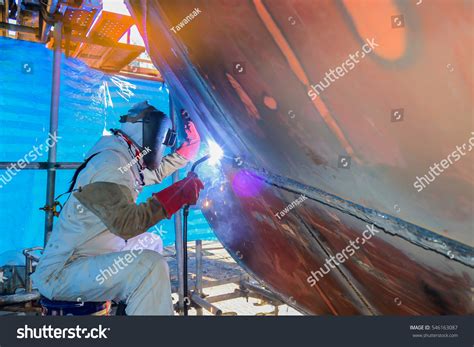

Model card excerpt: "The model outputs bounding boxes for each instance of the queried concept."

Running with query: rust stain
[253,0,359,160]
[263,95,278,110]
[253,0,309,85]
[225,72,261,120]
[342,0,406,61]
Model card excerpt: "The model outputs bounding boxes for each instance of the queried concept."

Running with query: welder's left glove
[176,109,200,160]
[152,172,204,218]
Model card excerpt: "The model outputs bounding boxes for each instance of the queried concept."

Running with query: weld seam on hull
[243,164,474,267]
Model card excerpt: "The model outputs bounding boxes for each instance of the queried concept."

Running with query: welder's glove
[152,172,204,218]
[176,109,200,160]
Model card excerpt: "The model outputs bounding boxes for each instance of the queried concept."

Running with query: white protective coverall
[32,133,188,315]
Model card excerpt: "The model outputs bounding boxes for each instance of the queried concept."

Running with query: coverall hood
[119,101,150,146]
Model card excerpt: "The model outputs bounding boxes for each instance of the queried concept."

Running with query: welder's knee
[135,249,169,279]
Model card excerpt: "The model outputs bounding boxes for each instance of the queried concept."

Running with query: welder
[32,101,203,315]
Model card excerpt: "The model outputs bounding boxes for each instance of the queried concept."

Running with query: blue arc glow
[207,140,224,166]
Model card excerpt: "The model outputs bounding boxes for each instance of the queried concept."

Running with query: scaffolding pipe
[182,205,189,315]
[195,240,203,315]
[0,162,81,170]
[190,292,222,316]
[195,240,203,293]
[170,94,185,314]
[39,0,60,42]
[0,22,37,34]
[45,0,60,15]
[23,247,42,293]
[43,21,62,245]
[0,290,41,306]
[2,0,9,37]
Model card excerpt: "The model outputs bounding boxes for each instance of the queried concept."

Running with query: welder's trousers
[36,237,173,315]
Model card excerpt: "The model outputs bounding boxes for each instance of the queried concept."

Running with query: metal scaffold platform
[0,0,162,80]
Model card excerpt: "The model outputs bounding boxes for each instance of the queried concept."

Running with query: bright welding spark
[208,140,224,166]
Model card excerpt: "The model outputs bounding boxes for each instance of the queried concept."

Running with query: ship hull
[126,0,473,314]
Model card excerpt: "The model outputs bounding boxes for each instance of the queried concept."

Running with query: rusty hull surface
[126,0,474,314]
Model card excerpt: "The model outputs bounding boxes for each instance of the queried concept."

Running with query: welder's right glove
[153,172,204,218]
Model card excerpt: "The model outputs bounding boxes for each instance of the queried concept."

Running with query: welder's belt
[74,182,166,240]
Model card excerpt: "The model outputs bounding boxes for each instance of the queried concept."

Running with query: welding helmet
[120,101,177,170]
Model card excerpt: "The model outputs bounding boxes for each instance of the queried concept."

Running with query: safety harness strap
[67,152,102,193]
